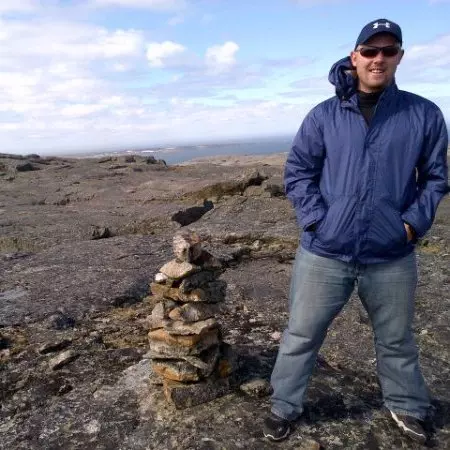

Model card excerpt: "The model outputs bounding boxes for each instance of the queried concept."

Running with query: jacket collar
[328,56,399,107]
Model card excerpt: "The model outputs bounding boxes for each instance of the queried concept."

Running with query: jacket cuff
[401,211,428,239]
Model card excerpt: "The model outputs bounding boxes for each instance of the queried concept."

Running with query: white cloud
[61,104,108,117]
[93,0,186,11]
[205,41,239,73]
[168,15,184,26]
[0,20,144,63]
[146,41,186,67]
[0,0,38,14]
[405,34,450,67]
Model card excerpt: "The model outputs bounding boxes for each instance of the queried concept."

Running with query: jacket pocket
[313,196,356,254]
[365,200,407,256]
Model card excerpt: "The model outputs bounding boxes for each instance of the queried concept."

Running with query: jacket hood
[328,56,357,100]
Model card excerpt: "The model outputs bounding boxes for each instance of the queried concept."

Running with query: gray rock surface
[0,152,449,449]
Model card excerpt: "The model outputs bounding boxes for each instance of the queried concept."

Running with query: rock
[239,378,272,397]
[149,328,209,347]
[154,272,169,283]
[179,280,226,304]
[38,339,72,354]
[45,312,76,330]
[270,331,282,341]
[48,350,79,370]
[159,260,200,280]
[193,250,223,271]
[163,317,219,336]
[172,231,202,262]
[296,439,322,450]
[163,375,238,409]
[149,329,220,358]
[183,345,221,377]
[152,360,200,382]
[178,288,207,303]
[0,333,10,350]
[91,226,111,240]
[150,282,180,301]
[150,300,178,321]
[244,185,265,197]
[16,162,38,172]
[179,271,218,293]
[168,303,219,322]
[148,317,172,331]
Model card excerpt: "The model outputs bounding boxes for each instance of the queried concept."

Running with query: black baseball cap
[355,19,402,49]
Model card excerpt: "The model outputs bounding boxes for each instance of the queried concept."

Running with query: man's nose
[373,50,386,62]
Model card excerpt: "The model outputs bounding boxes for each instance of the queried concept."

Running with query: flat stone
[38,339,72,355]
[239,378,272,398]
[148,300,178,330]
[163,375,239,409]
[149,329,220,358]
[159,260,200,280]
[179,271,218,294]
[148,317,172,331]
[151,300,177,321]
[173,231,202,263]
[163,318,219,336]
[183,345,220,378]
[178,281,226,304]
[178,288,207,303]
[152,360,200,382]
[168,303,219,322]
[150,282,180,301]
[193,250,223,270]
[149,328,206,347]
[48,350,78,370]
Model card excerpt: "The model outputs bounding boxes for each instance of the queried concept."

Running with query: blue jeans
[271,247,430,421]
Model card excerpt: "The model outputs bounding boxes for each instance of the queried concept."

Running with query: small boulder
[240,378,272,398]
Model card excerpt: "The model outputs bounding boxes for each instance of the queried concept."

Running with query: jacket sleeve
[284,110,327,230]
[401,107,450,238]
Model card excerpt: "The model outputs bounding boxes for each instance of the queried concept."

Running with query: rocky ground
[0,152,449,450]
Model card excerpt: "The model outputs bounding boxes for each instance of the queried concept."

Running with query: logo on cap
[373,21,390,29]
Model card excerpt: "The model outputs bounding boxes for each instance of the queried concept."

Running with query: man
[263,19,449,444]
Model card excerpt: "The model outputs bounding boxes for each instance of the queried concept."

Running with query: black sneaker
[263,413,291,441]
[390,410,427,444]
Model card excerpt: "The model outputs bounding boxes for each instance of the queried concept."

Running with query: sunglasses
[357,45,401,58]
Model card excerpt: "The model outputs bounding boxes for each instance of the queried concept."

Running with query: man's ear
[350,51,357,67]
[398,49,405,64]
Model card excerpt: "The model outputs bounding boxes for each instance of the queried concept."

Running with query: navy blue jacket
[285,57,449,264]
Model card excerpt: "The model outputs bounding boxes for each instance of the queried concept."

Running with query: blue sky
[1,0,450,155]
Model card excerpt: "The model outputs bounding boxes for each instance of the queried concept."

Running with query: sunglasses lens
[382,47,399,57]
[359,46,399,58]
[360,48,379,58]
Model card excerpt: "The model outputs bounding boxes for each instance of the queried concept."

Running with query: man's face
[350,33,404,93]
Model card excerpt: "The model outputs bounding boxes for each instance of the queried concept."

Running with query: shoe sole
[263,426,291,442]
[390,411,427,444]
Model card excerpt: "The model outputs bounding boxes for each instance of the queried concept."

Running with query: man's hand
[404,223,416,242]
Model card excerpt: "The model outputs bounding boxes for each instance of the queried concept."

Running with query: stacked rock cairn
[148,231,238,409]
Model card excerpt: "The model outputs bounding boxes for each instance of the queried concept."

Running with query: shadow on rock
[172,200,214,226]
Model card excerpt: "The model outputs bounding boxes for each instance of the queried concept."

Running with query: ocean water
[91,136,293,165]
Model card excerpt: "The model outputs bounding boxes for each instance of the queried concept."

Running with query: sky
[1,0,450,155]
